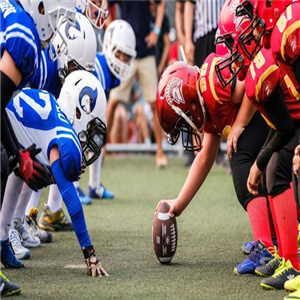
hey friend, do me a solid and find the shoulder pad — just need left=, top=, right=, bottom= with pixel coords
left=246, top=48, right=280, bottom=103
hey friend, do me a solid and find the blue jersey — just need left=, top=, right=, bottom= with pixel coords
left=0, top=0, right=41, bottom=89
left=94, top=53, right=120, bottom=98
left=31, top=48, right=61, bottom=98
left=6, top=89, right=82, bottom=181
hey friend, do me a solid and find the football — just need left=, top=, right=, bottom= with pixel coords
left=152, top=202, right=178, bottom=264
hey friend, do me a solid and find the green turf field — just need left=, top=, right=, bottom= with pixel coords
left=4, top=156, right=287, bottom=300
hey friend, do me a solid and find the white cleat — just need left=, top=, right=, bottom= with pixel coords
left=9, top=229, right=30, bottom=260
left=13, top=218, right=41, bottom=248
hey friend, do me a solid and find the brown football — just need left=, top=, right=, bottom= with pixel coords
left=152, top=202, right=178, bottom=264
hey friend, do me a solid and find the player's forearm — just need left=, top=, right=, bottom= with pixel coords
left=51, top=158, right=91, bottom=249
left=177, top=134, right=221, bottom=213
left=183, top=1, right=194, bottom=43
left=256, top=86, right=295, bottom=170
left=1, top=111, right=19, bottom=157
left=233, top=93, right=256, bottom=128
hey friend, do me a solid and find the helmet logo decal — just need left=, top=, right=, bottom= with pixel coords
left=65, top=20, right=81, bottom=40
left=166, top=78, right=185, bottom=106
left=79, top=86, right=98, bottom=113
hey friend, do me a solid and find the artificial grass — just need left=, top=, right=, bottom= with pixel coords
left=4, top=156, right=287, bottom=299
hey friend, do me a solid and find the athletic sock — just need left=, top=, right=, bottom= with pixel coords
left=89, top=152, right=103, bottom=189
left=26, top=190, right=42, bottom=216
left=246, top=197, right=273, bottom=249
left=271, top=188, right=299, bottom=270
left=48, top=184, right=63, bottom=213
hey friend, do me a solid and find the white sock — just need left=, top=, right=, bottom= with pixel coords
left=13, top=183, right=33, bottom=220
left=89, top=151, right=103, bottom=189
left=26, top=190, right=42, bottom=216
left=0, top=173, right=23, bottom=241
left=47, top=184, right=62, bottom=213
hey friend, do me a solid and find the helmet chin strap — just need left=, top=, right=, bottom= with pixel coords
left=170, top=104, right=199, bottom=132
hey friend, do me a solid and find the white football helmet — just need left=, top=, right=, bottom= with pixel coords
left=103, top=20, right=137, bottom=81
left=76, top=0, right=109, bottom=29
left=52, top=13, right=97, bottom=82
left=57, top=70, right=107, bottom=166
left=20, top=0, right=77, bottom=42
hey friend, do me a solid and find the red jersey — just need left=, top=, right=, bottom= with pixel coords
left=271, top=2, right=300, bottom=65
left=199, top=53, right=240, bottom=138
left=245, top=48, right=300, bottom=126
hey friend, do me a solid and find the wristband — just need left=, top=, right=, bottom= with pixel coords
left=153, top=25, right=161, bottom=36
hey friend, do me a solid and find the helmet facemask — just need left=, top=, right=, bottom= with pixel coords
left=236, top=0, right=265, bottom=60
left=84, top=0, right=109, bottom=29
left=78, top=117, right=107, bottom=166
left=215, top=33, right=245, bottom=87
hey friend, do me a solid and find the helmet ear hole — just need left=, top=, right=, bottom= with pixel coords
left=38, top=2, right=45, bottom=14
left=76, top=107, right=81, bottom=120
left=190, top=100, right=197, bottom=112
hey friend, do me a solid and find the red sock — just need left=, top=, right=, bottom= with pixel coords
left=290, top=181, right=300, bottom=219
left=267, top=203, right=276, bottom=237
left=268, top=196, right=283, bottom=256
left=247, top=197, right=273, bottom=249
left=272, top=188, right=299, bottom=270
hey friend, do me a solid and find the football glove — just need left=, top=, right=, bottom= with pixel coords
left=82, top=245, right=109, bottom=277
left=9, top=144, right=53, bottom=191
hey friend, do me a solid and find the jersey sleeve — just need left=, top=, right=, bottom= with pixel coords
left=55, top=132, right=82, bottom=182
left=245, top=48, right=281, bottom=104
left=1, top=1, right=41, bottom=89
left=271, top=3, right=300, bottom=65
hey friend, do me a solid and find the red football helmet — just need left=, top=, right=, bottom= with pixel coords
left=215, top=0, right=251, bottom=86
left=156, top=62, right=206, bottom=152
left=236, top=0, right=293, bottom=58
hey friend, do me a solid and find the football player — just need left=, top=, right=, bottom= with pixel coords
left=214, top=0, right=278, bottom=276
left=74, top=19, right=137, bottom=202
left=1, top=70, right=109, bottom=277
left=154, top=57, right=270, bottom=271
left=3, top=13, right=97, bottom=253
left=220, top=0, right=300, bottom=290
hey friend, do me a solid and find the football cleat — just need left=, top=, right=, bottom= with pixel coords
left=242, top=241, right=255, bottom=255
left=88, top=183, right=115, bottom=200
left=77, top=187, right=92, bottom=205
left=261, top=259, right=300, bottom=290
left=234, top=240, right=274, bottom=275
left=0, top=239, right=24, bottom=268
left=242, top=236, right=277, bottom=255
left=82, top=245, right=109, bottom=277
left=255, top=254, right=282, bottom=277
left=13, top=218, right=40, bottom=248
left=0, top=271, right=21, bottom=297
left=9, top=229, right=30, bottom=260
left=25, top=207, right=52, bottom=243
left=284, top=275, right=300, bottom=292
left=39, top=204, right=73, bottom=232
left=285, top=290, right=300, bottom=300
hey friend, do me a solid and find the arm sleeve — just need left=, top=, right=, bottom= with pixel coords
left=1, top=110, right=19, bottom=159
left=256, top=86, right=295, bottom=170
left=1, top=71, right=17, bottom=112
left=51, top=159, right=91, bottom=248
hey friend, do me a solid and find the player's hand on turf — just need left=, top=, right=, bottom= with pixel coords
left=293, top=145, right=300, bottom=177
left=226, top=124, right=245, bottom=159
left=155, top=199, right=181, bottom=218
left=247, top=161, right=262, bottom=195
left=11, top=144, right=53, bottom=191
left=83, top=245, right=109, bottom=277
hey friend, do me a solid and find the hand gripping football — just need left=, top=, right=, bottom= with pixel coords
left=152, top=202, right=178, bottom=264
